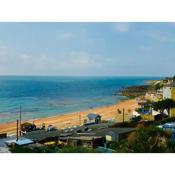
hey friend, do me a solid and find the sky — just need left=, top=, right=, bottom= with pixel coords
left=0, top=22, right=175, bottom=76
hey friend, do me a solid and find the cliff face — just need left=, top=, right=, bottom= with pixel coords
left=167, top=88, right=175, bottom=117
left=119, top=85, right=155, bottom=98
left=171, top=88, right=175, bottom=100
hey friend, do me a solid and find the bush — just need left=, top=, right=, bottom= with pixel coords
left=130, top=116, right=141, bottom=122
left=155, top=82, right=164, bottom=90
left=10, top=145, right=60, bottom=153
left=10, top=145, right=100, bottom=153
left=167, top=140, right=175, bottom=152
left=115, top=126, right=167, bottom=153
left=129, top=126, right=166, bottom=153
left=108, top=141, right=119, bottom=150
left=59, top=146, right=100, bottom=153
left=117, top=109, right=122, bottom=114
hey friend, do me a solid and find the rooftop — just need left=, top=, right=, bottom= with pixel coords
left=87, top=113, right=101, bottom=120
left=24, top=130, right=60, bottom=142
left=76, top=127, right=135, bottom=137
left=22, top=125, right=135, bottom=143
left=165, top=82, right=175, bottom=87
left=68, top=136, right=103, bottom=141
left=90, top=127, right=135, bottom=136
left=5, top=138, right=33, bottom=146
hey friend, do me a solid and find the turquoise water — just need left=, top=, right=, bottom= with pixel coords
left=0, top=76, right=161, bottom=123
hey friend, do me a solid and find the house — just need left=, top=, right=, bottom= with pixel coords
left=23, top=130, right=60, bottom=143
left=5, top=138, right=33, bottom=147
left=163, top=77, right=174, bottom=85
left=66, top=136, right=104, bottom=148
left=85, top=113, right=102, bottom=125
left=163, top=82, right=175, bottom=116
left=77, top=127, right=135, bottom=142
left=163, top=82, right=175, bottom=100
left=59, top=127, right=135, bottom=148
left=92, top=128, right=135, bottom=142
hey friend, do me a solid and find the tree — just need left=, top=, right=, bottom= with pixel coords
left=155, top=82, right=164, bottom=90
left=21, top=122, right=36, bottom=132
left=117, top=109, right=122, bottom=114
left=153, top=99, right=175, bottom=117
left=173, top=76, right=175, bottom=81
left=115, top=125, right=167, bottom=153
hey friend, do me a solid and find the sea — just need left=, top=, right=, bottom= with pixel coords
left=0, top=76, right=161, bottom=123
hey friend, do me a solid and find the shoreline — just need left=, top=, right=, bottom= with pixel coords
left=0, top=98, right=139, bottom=135
left=0, top=78, right=160, bottom=135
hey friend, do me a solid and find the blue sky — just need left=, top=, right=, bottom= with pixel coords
left=0, top=22, right=175, bottom=76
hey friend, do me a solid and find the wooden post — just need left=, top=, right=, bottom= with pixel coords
left=123, top=108, right=125, bottom=124
left=79, top=115, right=81, bottom=126
left=19, top=104, right=22, bottom=136
left=16, top=120, right=19, bottom=141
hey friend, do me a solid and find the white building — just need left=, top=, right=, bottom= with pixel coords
left=163, top=86, right=172, bottom=99
left=163, top=82, right=175, bottom=100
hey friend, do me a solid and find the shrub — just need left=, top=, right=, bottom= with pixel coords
left=128, top=126, right=166, bottom=153
left=130, top=116, right=141, bottom=123
left=10, top=145, right=100, bottom=153
left=117, top=109, right=122, bottom=114
left=167, top=140, right=175, bottom=152
left=59, top=146, right=100, bottom=153
left=115, top=126, right=167, bottom=153
left=10, top=145, right=60, bottom=153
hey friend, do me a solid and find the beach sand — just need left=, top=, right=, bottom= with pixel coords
left=0, top=99, right=139, bottom=135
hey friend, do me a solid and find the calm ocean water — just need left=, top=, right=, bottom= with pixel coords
left=0, top=76, right=161, bottom=123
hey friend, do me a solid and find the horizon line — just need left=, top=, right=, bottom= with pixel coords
left=0, top=74, right=167, bottom=77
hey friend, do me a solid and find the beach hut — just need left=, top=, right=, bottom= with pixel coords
left=86, top=113, right=102, bottom=124
left=66, top=136, right=104, bottom=148
left=91, top=128, right=135, bottom=142
left=5, top=138, right=33, bottom=147
left=77, top=128, right=135, bottom=142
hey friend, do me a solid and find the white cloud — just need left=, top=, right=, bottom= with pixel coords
left=64, top=51, right=102, bottom=68
left=114, top=22, right=130, bottom=32
left=144, top=30, right=175, bottom=43
left=58, top=32, right=75, bottom=40
left=0, top=47, right=105, bottom=75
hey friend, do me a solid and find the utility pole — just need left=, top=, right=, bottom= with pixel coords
left=123, top=108, right=125, bottom=124
left=79, top=115, right=81, bottom=126
left=150, top=104, right=152, bottom=115
left=19, top=104, right=22, bottom=136
left=79, top=115, right=81, bottom=125
left=16, top=120, right=19, bottom=141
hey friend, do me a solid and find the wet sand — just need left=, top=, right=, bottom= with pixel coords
left=0, top=99, right=139, bottom=135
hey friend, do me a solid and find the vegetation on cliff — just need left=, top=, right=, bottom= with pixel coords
left=119, top=85, right=154, bottom=98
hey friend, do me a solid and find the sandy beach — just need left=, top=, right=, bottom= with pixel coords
left=0, top=99, right=139, bottom=135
